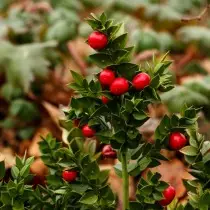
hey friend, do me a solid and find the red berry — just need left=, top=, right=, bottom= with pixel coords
left=102, top=145, right=117, bottom=159
left=132, top=72, right=151, bottom=90
left=159, top=186, right=176, bottom=206
left=110, top=77, right=129, bottom=95
left=101, top=96, right=109, bottom=104
left=82, top=124, right=96, bottom=138
left=169, top=132, right=187, bottom=150
left=62, top=170, right=77, bottom=182
left=99, top=69, right=115, bottom=87
left=73, top=119, right=80, bottom=127
left=88, top=31, right=108, bottom=50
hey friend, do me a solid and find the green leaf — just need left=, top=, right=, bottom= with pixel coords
left=13, top=200, right=24, bottom=210
left=25, top=156, right=34, bottom=165
left=110, top=33, right=128, bottom=49
left=128, top=162, right=141, bottom=176
left=156, top=181, right=169, bottom=192
left=86, top=140, right=97, bottom=156
left=125, top=99, right=134, bottom=112
left=154, top=61, right=172, bottom=75
left=70, top=70, right=84, bottom=85
left=9, top=99, right=40, bottom=122
left=112, top=63, right=139, bottom=80
left=199, top=191, right=210, bottom=207
left=139, top=157, right=152, bottom=171
left=89, top=53, right=113, bottom=68
left=17, top=127, right=35, bottom=140
left=180, top=146, right=198, bottom=156
left=153, top=191, right=164, bottom=201
left=113, top=130, right=126, bottom=143
left=15, top=157, right=23, bottom=172
left=95, top=130, right=112, bottom=144
left=1, top=192, right=11, bottom=205
left=71, top=184, right=89, bottom=194
left=140, top=185, right=153, bottom=196
left=150, top=74, right=160, bottom=88
left=99, top=12, right=107, bottom=24
left=90, top=106, right=109, bottom=118
left=11, top=166, right=19, bottom=178
left=133, top=111, right=147, bottom=120
left=0, top=161, right=5, bottom=180
left=79, top=191, right=98, bottom=205
left=20, top=164, right=30, bottom=177
left=68, top=127, right=84, bottom=142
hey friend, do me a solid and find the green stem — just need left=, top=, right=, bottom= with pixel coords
left=121, top=151, right=129, bottom=210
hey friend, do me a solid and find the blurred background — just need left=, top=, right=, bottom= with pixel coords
left=1, top=0, right=210, bottom=207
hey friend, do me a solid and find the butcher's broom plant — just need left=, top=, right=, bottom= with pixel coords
left=0, top=13, right=210, bottom=210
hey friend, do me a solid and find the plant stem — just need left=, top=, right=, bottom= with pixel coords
left=121, top=151, right=129, bottom=210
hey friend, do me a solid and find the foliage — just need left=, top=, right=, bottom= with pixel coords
left=161, top=77, right=210, bottom=119
left=0, top=2, right=210, bottom=209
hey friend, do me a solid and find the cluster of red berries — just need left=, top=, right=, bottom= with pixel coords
left=99, top=68, right=151, bottom=104
left=88, top=31, right=151, bottom=104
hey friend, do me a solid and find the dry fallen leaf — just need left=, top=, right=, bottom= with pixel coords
left=31, top=158, right=48, bottom=176
left=0, top=148, right=15, bottom=169
left=100, top=164, right=135, bottom=201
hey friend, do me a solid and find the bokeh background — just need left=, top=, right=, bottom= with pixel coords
left=1, top=0, right=210, bottom=208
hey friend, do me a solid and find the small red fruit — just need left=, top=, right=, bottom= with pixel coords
left=62, top=170, right=77, bottom=182
left=169, top=132, right=187, bottom=150
left=102, top=96, right=109, bottom=104
left=132, top=72, right=151, bottom=90
left=88, top=31, right=108, bottom=50
left=102, top=145, right=117, bottom=159
left=99, top=69, right=115, bottom=87
left=82, top=124, right=96, bottom=138
left=110, top=77, right=129, bottom=95
left=159, top=186, right=176, bottom=206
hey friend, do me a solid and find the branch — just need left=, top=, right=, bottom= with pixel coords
left=181, top=4, right=210, bottom=22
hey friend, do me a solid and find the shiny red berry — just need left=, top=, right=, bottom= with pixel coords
left=110, top=77, right=129, bottom=95
left=101, top=96, right=109, bottom=104
left=102, top=145, right=117, bottom=159
left=132, top=72, right=151, bottom=90
left=159, top=186, right=176, bottom=206
left=62, top=170, right=77, bottom=182
left=82, top=124, right=96, bottom=138
left=169, top=132, right=187, bottom=150
left=88, top=31, right=108, bottom=50
left=99, top=69, right=115, bottom=87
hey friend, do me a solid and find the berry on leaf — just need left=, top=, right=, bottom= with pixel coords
left=132, top=72, right=151, bottom=90
left=169, top=132, right=187, bottom=150
left=102, top=145, right=117, bottom=159
left=62, top=170, right=77, bottom=182
left=88, top=31, right=108, bottom=50
left=101, top=96, right=109, bottom=104
left=99, top=69, right=115, bottom=87
left=110, top=77, right=129, bottom=95
left=82, top=124, right=96, bottom=138
left=159, top=185, right=176, bottom=206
